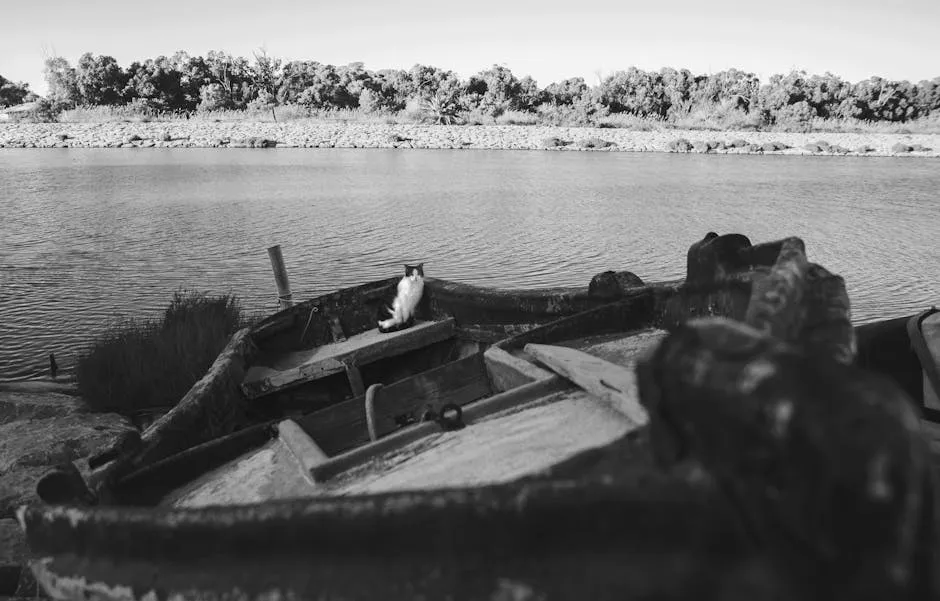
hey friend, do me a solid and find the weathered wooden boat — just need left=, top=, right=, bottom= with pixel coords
left=14, top=233, right=940, bottom=600
left=76, top=270, right=670, bottom=486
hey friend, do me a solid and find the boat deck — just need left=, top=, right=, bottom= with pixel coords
left=241, top=318, right=457, bottom=399
left=164, top=438, right=317, bottom=508
left=326, top=387, right=630, bottom=496
left=163, top=386, right=633, bottom=508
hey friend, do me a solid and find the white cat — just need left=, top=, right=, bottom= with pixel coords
left=378, top=263, right=425, bottom=332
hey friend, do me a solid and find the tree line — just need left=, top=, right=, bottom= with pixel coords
left=2, top=50, right=939, bottom=126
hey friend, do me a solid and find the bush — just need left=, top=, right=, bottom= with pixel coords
left=76, top=290, right=250, bottom=430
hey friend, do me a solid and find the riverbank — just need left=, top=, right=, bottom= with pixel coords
left=1, top=122, right=938, bottom=157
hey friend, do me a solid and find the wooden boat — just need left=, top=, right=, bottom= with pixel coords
left=78, top=270, right=672, bottom=484
left=15, top=233, right=940, bottom=600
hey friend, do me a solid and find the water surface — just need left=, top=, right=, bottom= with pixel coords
left=1, top=149, right=938, bottom=380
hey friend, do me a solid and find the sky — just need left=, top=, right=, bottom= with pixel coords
left=1, top=0, right=938, bottom=96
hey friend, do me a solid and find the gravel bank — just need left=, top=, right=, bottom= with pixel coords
left=1, top=122, right=938, bottom=157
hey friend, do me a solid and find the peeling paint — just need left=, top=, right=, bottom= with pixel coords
left=737, top=359, right=776, bottom=394
left=867, top=453, right=893, bottom=502
left=769, top=400, right=793, bottom=439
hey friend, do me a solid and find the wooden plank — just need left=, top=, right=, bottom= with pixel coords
left=344, top=363, right=365, bottom=397
left=483, top=346, right=555, bottom=392
left=309, top=374, right=572, bottom=483
left=297, top=353, right=492, bottom=456
left=241, top=318, right=457, bottom=399
left=276, top=419, right=330, bottom=484
left=524, top=343, right=649, bottom=428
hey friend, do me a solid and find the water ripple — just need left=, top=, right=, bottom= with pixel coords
left=1, top=149, right=938, bottom=381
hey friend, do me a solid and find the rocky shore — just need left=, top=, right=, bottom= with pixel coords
left=0, top=383, right=135, bottom=596
left=1, top=122, right=938, bottom=157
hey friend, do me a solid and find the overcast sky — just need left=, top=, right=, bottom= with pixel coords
left=2, top=0, right=937, bottom=95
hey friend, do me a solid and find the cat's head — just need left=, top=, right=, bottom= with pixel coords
left=404, top=263, right=425, bottom=278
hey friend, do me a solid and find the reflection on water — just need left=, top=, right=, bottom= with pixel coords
left=1, top=149, right=938, bottom=380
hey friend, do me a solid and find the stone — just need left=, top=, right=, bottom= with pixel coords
left=856, top=145, right=874, bottom=153
left=814, top=140, right=831, bottom=150
left=761, top=142, right=777, bottom=152
left=122, top=134, right=141, bottom=144
left=587, top=270, right=645, bottom=300
left=730, top=139, right=748, bottom=148
left=578, top=137, right=615, bottom=149
left=803, top=143, right=823, bottom=152
left=692, top=141, right=711, bottom=153
left=891, top=143, right=913, bottom=153
left=540, top=137, right=571, bottom=148
left=0, top=392, right=85, bottom=425
left=746, top=143, right=762, bottom=152
left=667, top=138, right=692, bottom=152
left=0, top=408, right=135, bottom=518
left=910, top=144, right=931, bottom=152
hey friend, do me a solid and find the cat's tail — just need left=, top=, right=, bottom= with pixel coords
left=378, top=303, right=403, bottom=331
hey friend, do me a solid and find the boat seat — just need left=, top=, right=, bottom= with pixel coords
left=241, top=318, right=457, bottom=400
left=295, top=353, right=492, bottom=456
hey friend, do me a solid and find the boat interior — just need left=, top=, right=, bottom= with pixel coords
left=73, top=235, right=940, bottom=515
left=105, top=273, right=759, bottom=508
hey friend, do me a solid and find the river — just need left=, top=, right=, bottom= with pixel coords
left=1, top=148, right=938, bottom=380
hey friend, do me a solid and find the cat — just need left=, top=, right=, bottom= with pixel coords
left=378, top=263, right=425, bottom=333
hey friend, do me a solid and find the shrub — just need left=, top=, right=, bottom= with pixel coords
left=579, top=137, right=616, bottom=149
left=76, top=290, right=251, bottom=432
left=495, top=110, right=538, bottom=126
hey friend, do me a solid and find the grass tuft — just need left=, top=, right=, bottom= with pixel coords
left=76, top=290, right=254, bottom=431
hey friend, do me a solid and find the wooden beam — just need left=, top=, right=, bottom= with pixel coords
left=524, top=343, right=649, bottom=428
left=344, top=363, right=365, bottom=397
left=276, top=419, right=329, bottom=484
left=483, top=346, right=555, bottom=392
left=297, top=353, right=492, bottom=455
left=267, top=245, right=294, bottom=310
left=241, top=318, right=457, bottom=399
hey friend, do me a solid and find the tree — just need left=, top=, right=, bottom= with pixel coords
left=475, top=64, right=526, bottom=116
left=334, top=62, right=373, bottom=108
left=543, top=78, right=587, bottom=106
left=198, top=51, right=253, bottom=110
left=369, top=69, right=413, bottom=111
left=598, top=68, right=669, bottom=116
left=43, top=56, right=80, bottom=108
left=75, top=53, right=127, bottom=105
left=124, top=57, right=186, bottom=110
left=248, top=48, right=283, bottom=117
left=0, top=75, right=31, bottom=107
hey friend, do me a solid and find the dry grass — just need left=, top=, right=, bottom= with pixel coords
left=47, top=103, right=940, bottom=134
left=75, top=290, right=255, bottom=427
